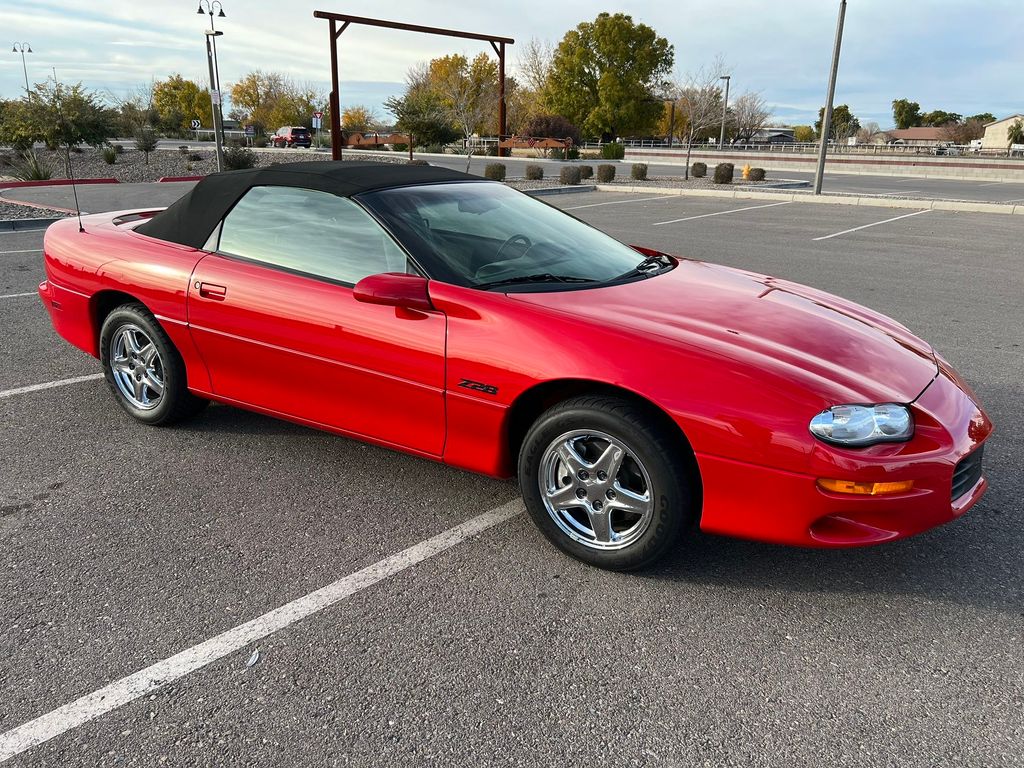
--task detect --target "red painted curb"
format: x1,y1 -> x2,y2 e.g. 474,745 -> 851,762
0,178 -> 119,190
157,176 -> 204,182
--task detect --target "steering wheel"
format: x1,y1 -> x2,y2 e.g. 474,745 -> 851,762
494,233 -> 533,261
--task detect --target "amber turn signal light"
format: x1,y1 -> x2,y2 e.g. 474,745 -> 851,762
816,478 -> 914,496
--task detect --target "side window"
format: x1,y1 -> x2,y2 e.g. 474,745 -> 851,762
218,186 -> 410,285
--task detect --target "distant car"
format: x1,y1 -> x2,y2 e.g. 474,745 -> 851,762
38,162 -> 993,570
933,144 -> 960,156
271,126 -> 312,148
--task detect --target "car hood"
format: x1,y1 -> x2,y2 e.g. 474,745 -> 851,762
509,259 -> 938,404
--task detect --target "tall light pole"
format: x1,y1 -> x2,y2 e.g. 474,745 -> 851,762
198,1 -> 227,169
11,42 -> 31,99
718,75 -> 731,148
204,30 -> 226,171
814,0 -> 848,195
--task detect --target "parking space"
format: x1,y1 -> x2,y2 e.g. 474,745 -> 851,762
1,188 -> 1022,766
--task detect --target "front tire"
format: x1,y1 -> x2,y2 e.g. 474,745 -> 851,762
99,303 -> 207,426
518,395 -> 696,570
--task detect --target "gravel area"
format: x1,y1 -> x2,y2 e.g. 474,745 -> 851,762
0,201 -> 70,220
505,174 -> 791,191
0,146 -> 408,184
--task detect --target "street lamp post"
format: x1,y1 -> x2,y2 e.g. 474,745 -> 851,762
204,30 -> 226,171
718,75 -> 731,148
197,1 -> 227,170
11,42 -> 32,99
814,0 -> 848,195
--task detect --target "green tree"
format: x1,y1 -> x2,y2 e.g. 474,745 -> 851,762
0,81 -> 114,168
921,109 -> 962,127
545,12 -> 673,139
384,88 -> 460,147
966,112 -> 996,125
891,99 -> 922,130
815,104 -> 860,141
153,75 -> 211,135
1008,119 -> 1024,151
792,124 -> 816,143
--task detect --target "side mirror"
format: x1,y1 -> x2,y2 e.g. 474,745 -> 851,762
353,272 -> 433,312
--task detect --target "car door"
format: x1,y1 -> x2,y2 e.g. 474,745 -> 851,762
187,184 -> 446,456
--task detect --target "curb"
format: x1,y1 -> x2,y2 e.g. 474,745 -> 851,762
157,175 -> 204,183
527,185 -> 597,196
0,178 -> 119,190
594,185 -> 1024,215
0,217 -> 65,231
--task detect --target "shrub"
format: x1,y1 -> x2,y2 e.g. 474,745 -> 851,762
631,163 -> 648,181
483,163 -> 506,181
70,145 -> 83,153
188,152 -> 203,162
559,166 -> 581,185
485,145 -> 500,156
596,164 -> 616,182
407,159 -> 430,166
101,146 -> 117,165
691,162 -> 707,178
579,164 -> 594,179
224,145 -> 257,170
134,127 -> 158,164
713,162 -> 734,184
525,164 -> 544,180
600,142 -> 626,160
252,135 -> 268,148
549,147 -> 580,160
421,143 -> 445,154
11,150 -> 53,181
113,143 -> 124,154
748,167 -> 766,181
178,145 -> 190,157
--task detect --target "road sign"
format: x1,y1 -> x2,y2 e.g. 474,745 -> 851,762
211,89 -> 221,105
314,111 -> 323,120
191,119 -> 201,130
312,117 -> 322,130
244,125 -> 255,137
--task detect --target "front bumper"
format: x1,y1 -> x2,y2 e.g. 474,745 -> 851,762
695,369 -> 993,547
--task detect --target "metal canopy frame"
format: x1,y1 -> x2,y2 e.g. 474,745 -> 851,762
313,10 -> 514,159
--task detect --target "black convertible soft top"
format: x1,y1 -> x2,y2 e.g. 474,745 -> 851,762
134,160 -> 475,249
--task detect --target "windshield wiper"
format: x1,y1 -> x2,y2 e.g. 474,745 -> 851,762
610,253 -> 672,281
476,273 -> 597,290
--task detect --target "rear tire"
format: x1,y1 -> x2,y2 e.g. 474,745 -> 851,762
518,395 -> 696,571
99,303 -> 207,426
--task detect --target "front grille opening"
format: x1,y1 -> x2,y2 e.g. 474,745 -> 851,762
952,445 -> 984,501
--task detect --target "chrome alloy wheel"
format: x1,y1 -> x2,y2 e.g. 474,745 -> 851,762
109,324 -> 164,410
539,429 -> 655,550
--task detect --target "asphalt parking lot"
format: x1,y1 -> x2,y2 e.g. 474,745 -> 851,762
1,189 -> 1021,766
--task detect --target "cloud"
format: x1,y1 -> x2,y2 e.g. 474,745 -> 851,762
2,0 -> 1020,127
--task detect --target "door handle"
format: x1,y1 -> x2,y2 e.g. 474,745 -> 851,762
196,281 -> 227,300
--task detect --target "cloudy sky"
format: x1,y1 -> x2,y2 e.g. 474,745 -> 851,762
1,0 -> 1020,128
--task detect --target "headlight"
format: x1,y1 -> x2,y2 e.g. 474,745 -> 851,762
809,404 -> 914,447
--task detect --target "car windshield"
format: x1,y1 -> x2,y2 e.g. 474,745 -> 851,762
358,182 -> 658,290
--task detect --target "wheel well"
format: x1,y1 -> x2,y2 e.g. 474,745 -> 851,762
90,290 -> 143,352
506,379 -> 703,503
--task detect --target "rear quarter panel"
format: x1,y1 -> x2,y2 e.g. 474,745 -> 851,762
42,215 -> 210,390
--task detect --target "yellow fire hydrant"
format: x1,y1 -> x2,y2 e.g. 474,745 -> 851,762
742,164 -> 752,180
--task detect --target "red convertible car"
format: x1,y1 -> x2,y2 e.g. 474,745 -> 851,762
39,162 -> 992,569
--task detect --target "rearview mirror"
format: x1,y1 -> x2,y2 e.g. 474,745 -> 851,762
353,272 -> 433,312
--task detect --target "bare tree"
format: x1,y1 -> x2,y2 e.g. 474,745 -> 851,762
730,91 -> 772,144
856,121 -> 883,144
669,56 -> 730,179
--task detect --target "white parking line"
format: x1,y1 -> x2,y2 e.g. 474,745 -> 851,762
0,292 -> 37,300
652,200 -> 792,226
0,374 -> 104,399
563,196 -> 675,210
812,209 -> 930,241
0,249 -> 42,255
0,498 -> 524,762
